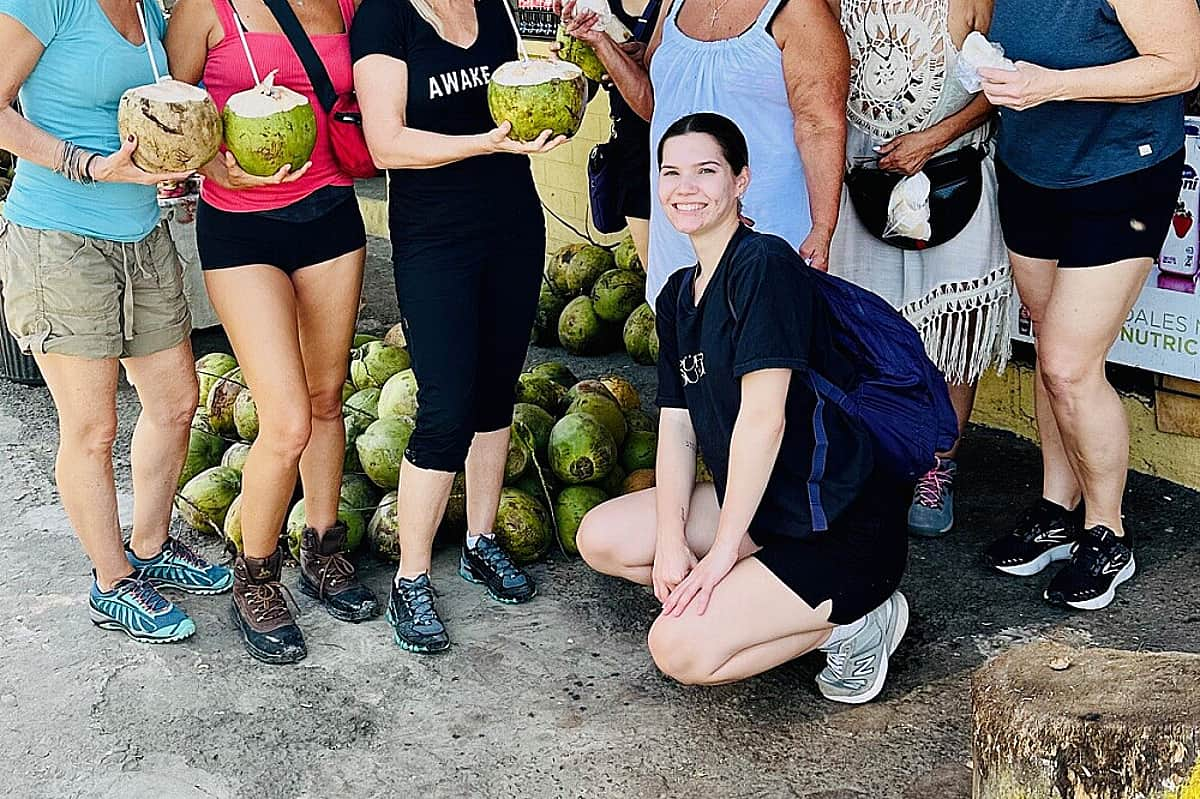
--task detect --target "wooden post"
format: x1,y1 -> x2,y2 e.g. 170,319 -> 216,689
972,642 -> 1200,799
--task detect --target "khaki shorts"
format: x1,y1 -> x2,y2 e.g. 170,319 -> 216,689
0,218 -> 191,359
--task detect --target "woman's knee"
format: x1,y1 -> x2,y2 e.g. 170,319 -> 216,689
257,404 -> 314,461
647,618 -> 713,686
308,382 -> 346,424
141,382 -> 198,433
576,503 -> 627,573
60,413 -> 119,459
1039,347 -> 1101,402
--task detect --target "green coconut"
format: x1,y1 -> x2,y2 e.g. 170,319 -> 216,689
487,59 -> 587,142
343,416 -> 363,473
624,407 -> 658,434
224,493 -> 245,551
512,403 -> 555,457
590,269 -> 645,323
117,78 -> 222,172
180,417 -> 227,488
563,245 -> 616,296
351,341 -> 411,390
233,388 -> 259,442
529,361 -> 577,390
566,379 -> 619,407
512,469 -> 558,507
532,281 -> 569,346
503,435 -> 531,485
352,333 -> 380,348
515,373 -> 566,415
195,352 -> 238,410
221,441 -> 252,475
344,387 -> 381,435
285,498 -> 366,560
205,367 -> 245,437
567,393 -> 627,447
622,468 -> 656,494
599,375 -> 641,412
176,465 -> 242,534
614,234 -> 642,273
356,417 -> 415,489
555,26 -> 607,82
548,412 -> 616,485
493,487 -> 553,564
378,369 -> 419,420
558,295 -> 607,356
340,473 -> 381,513
554,485 -> 608,556
621,429 -> 657,473
223,71 -> 317,177
367,491 -> 401,561
593,463 -> 626,496
341,381 -> 357,403
545,244 -> 581,297
623,303 -> 658,365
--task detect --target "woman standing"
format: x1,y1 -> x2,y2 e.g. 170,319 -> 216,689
353,0 -> 565,653
829,0 -> 1011,537
167,0 -> 378,665
0,0 -> 231,643
561,0 -> 849,298
980,0 -> 1200,610
579,114 -> 910,704
557,0 -> 661,267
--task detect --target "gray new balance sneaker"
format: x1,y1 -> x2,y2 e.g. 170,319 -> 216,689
816,592 -> 909,704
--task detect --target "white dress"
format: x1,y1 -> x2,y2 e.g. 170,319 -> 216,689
829,0 -> 1011,384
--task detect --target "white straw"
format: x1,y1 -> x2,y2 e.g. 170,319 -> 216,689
230,6 -> 263,85
498,0 -> 529,61
135,2 -> 163,82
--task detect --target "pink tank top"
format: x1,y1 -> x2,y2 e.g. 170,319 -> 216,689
202,0 -> 356,212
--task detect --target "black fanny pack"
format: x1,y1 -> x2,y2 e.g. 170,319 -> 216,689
845,145 -> 986,250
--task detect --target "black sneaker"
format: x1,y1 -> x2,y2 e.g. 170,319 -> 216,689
1044,526 -> 1136,611
459,536 -> 536,604
985,498 -> 1082,577
386,574 -> 449,653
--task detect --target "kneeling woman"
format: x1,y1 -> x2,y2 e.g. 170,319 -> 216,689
577,114 -> 909,703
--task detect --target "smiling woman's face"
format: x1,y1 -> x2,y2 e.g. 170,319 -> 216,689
658,132 -> 750,237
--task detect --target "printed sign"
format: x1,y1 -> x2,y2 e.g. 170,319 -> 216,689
1013,118 -> 1200,381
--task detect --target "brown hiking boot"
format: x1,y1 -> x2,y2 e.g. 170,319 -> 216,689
298,522 -> 379,623
231,548 -> 306,665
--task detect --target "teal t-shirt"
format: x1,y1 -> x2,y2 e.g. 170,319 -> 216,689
0,0 -> 167,241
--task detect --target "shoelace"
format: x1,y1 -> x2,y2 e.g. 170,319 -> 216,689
913,465 -> 952,509
313,551 -> 358,598
475,540 -> 521,581
119,578 -> 170,614
398,581 -> 439,627
824,641 -> 853,678
245,581 -> 300,625
1071,534 -> 1123,577
163,538 -> 209,570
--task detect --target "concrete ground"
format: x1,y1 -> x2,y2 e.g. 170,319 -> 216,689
2,239 -> 1198,799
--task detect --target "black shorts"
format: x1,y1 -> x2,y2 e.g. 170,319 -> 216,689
608,121 -> 651,221
196,187 -> 366,273
996,150 -> 1183,268
752,477 -> 908,625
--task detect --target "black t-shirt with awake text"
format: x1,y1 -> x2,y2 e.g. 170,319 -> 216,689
655,225 -> 875,539
351,0 -> 540,239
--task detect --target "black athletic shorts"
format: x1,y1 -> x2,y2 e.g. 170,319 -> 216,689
196,186 -> 366,273
996,150 -> 1183,268
751,474 -> 908,625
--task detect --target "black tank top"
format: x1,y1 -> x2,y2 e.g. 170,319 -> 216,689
351,0 -> 540,238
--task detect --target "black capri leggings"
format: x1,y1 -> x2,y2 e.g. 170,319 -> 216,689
393,226 -> 544,473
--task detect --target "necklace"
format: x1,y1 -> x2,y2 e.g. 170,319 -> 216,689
705,0 -> 733,27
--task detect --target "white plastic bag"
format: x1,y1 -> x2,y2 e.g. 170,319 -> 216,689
884,172 -> 932,242
955,31 -> 1016,93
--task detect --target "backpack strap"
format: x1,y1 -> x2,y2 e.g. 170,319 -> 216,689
633,0 -> 663,41
263,0 -> 338,113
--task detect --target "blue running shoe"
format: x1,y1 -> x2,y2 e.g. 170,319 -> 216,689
907,457 -> 957,538
128,537 -> 233,595
89,575 -> 196,643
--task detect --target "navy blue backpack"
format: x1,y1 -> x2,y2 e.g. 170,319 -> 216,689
803,266 -> 959,483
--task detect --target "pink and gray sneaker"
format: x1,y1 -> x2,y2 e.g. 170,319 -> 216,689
907,457 -> 957,537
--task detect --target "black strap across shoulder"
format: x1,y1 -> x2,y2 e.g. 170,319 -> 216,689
633,0 -> 663,41
263,0 -> 338,113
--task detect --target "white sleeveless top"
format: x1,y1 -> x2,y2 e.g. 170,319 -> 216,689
646,0 -> 811,301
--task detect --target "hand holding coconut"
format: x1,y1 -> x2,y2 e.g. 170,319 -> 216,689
90,134 -> 198,186
485,121 -> 569,155
205,150 -> 314,190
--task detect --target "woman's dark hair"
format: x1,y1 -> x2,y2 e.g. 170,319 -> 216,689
656,113 -> 749,173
